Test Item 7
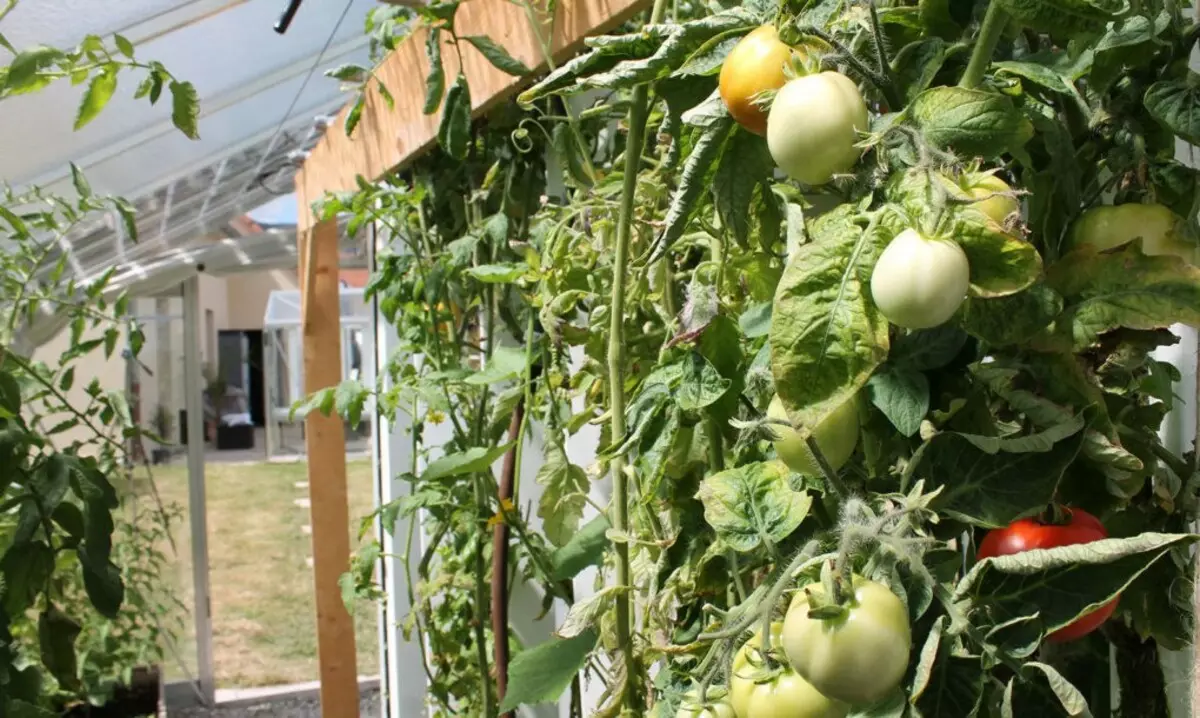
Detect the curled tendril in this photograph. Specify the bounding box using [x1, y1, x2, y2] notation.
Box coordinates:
[511, 117, 552, 154]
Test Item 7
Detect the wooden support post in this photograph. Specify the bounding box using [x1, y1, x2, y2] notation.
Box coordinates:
[297, 186, 358, 716]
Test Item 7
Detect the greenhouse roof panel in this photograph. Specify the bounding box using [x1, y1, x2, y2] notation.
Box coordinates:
[0, 0, 378, 281]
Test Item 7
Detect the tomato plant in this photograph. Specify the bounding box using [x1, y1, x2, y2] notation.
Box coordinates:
[977, 508, 1119, 642]
[719, 25, 795, 136]
[329, 0, 1200, 716]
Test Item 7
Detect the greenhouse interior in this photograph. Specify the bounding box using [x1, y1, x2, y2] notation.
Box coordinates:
[2, 0, 1200, 717]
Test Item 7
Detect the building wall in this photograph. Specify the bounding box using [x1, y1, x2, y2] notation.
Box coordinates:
[29, 268, 296, 449]
[224, 269, 297, 330]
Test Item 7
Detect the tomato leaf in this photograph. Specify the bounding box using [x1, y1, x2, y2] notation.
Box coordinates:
[536, 443, 590, 547]
[917, 428, 1084, 527]
[1046, 243, 1200, 349]
[961, 284, 1063, 347]
[498, 630, 597, 712]
[957, 533, 1199, 641]
[38, 605, 81, 690]
[437, 73, 471, 160]
[169, 80, 201, 139]
[867, 365, 929, 437]
[1144, 76, 1200, 146]
[907, 87, 1033, 159]
[1021, 662, 1092, 716]
[462, 35, 531, 76]
[770, 206, 890, 426]
[672, 28, 743, 77]
[713, 127, 777, 249]
[652, 118, 732, 262]
[954, 220, 1043, 298]
[75, 69, 117, 130]
[676, 351, 731, 411]
[550, 514, 610, 581]
[913, 654, 985, 717]
[5, 46, 61, 95]
[893, 37, 952, 102]
[696, 461, 812, 552]
[580, 11, 758, 90]
[465, 262, 527, 284]
[994, 49, 1094, 95]
[421, 443, 514, 482]
[994, 0, 1118, 38]
[423, 29, 446, 114]
[557, 586, 624, 638]
[918, 0, 962, 39]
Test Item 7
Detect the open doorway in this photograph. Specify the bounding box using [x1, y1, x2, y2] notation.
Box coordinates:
[217, 329, 265, 427]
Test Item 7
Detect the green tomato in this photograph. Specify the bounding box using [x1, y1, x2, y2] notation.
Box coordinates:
[767, 395, 859, 476]
[962, 172, 1019, 225]
[766, 72, 869, 186]
[730, 624, 848, 718]
[677, 687, 736, 718]
[870, 228, 970, 329]
[1067, 203, 1197, 264]
[781, 576, 912, 705]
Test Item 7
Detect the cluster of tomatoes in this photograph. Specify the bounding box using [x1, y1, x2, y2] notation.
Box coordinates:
[674, 23, 1158, 718]
[719, 25, 1196, 336]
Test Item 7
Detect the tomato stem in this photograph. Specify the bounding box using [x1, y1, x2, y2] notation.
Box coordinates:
[804, 434, 850, 503]
[608, 0, 669, 709]
[958, 1, 1010, 89]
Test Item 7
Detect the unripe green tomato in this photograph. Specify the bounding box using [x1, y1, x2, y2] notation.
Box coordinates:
[1067, 203, 1197, 264]
[676, 688, 736, 718]
[782, 577, 912, 705]
[962, 172, 1019, 225]
[870, 228, 970, 329]
[766, 72, 869, 186]
[730, 624, 848, 718]
[767, 395, 859, 476]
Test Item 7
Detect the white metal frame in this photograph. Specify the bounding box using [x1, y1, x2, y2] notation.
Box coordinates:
[181, 275, 216, 705]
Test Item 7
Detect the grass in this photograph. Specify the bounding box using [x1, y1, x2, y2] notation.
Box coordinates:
[146, 458, 379, 688]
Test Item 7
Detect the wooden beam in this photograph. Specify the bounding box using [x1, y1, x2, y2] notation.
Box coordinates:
[296, 179, 358, 717]
[294, 0, 651, 201]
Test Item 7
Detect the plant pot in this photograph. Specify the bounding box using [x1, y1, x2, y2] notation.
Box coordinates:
[216, 423, 255, 451]
[63, 665, 161, 717]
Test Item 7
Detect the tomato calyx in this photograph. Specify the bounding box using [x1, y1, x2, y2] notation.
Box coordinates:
[739, 639, 790, 682]
[1038, 503, 1075, 527]
[803, 560, 852, 621]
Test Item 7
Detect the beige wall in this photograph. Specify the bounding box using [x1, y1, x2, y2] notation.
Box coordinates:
[224, 269, 296, 330]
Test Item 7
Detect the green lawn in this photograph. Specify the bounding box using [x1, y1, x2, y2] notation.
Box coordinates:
[146, 458, 379, 688]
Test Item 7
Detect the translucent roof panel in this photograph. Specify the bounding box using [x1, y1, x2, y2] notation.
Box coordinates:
[264, 287, 370, 329]
[0, 0, 378, 282]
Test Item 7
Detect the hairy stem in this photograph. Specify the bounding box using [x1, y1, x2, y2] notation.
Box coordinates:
[805, 435, 850, 503]
[959, 1, 1009, 89]
[607, 0, 669, 709]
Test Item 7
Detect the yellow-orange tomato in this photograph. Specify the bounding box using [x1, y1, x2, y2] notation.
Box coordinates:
[719, 25, 794, 136]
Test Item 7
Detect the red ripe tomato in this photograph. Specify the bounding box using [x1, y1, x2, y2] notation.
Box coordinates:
[976, 508, 1118, 642]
